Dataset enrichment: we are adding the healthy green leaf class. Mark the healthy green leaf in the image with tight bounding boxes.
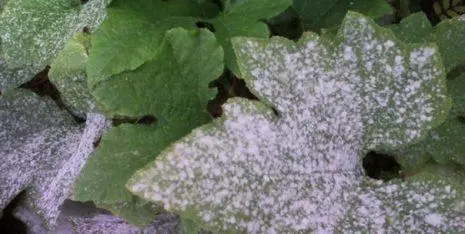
[293,0,392,31]
[126,12,459,232]
[49,33,98,116]
[73,28,223,226]
[90,27,222,121]
[0,0,108,70]
[86,0,219,84]
[0,89,108,229]
[208,0,291,76]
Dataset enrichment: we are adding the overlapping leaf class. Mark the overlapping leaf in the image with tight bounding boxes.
[126,12,464,232]
[49,33,98,116]
[73,28,224,226]
[0,90,108,229]
[207,0,292,76]
[86,0,219,84]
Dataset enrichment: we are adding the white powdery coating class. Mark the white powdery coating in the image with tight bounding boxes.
[0,0,107,69]
[128,12,453,233]
[0,90,110,229]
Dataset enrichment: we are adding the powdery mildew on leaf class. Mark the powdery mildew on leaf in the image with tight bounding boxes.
[0,90,109,229]
[391,12,465,74]
[0,0,108,69]
[126,12,462,232]
[394,74,465,168]
[388,13,465,169]
[338,167,465,232]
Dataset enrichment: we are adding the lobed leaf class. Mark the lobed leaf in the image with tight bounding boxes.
[86,0,219,84]
[208,0,292,76]
[126,12,459,232]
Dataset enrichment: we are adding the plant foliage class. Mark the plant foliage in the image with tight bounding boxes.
[1,0,465,232]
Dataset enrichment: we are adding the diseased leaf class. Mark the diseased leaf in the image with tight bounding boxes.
[14,199,178,234]
[294,0,392,31]
[391,12,465,73]
[49,33,98,116]
[0,59,39,92]
[86,0,219,83]
[395,74,465,169]
[339,164,465,232]
[0,0,108,69]
[389,13,465,169]
[126,12,460,232]
[73,28,223,226]
[69,213,179,233]
[0,89,109,229]
[208,0,291,76]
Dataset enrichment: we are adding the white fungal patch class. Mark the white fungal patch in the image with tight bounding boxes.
[425,213,443,227]
[127,12,457,233]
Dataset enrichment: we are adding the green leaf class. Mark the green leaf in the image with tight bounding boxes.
[0,0,108,69]
[391,12,465,73]
[0,90,108,229]
[390,13,432,43]
[73,124,174,226]
[90,28,222,119]
[74,28,223,226]
[86,0,219,84]
[126,12,458,232]
[49,33,97,115]
[208,0,291,76]
[293,0,392,31]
